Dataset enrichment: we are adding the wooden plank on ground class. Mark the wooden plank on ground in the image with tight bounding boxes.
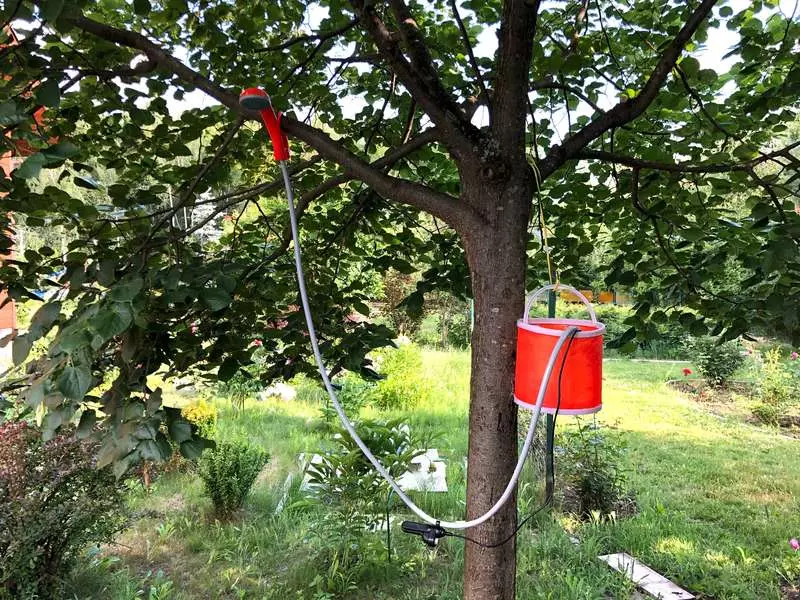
[598,553,694,600]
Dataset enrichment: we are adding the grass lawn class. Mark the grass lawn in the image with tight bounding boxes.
[66,351,800,600]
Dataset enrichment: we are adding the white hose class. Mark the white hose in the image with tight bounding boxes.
[279,160,575,529]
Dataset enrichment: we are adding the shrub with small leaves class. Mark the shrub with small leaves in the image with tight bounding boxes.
[197,442,268,518]
[182,398,217,439]
[0,422,128,599]
[557,420,631,518]
[752,402,780,426]
[369,344,429,410]
[758,348,794,407]
[688,337,745,387]
[305,418,425,521]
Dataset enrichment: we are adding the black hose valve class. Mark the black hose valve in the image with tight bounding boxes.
[401,520,447,548]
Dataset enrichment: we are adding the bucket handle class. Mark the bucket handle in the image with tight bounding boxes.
[523,284,597,323]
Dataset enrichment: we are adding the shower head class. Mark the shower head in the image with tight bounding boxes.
[240,86,290,161]
[239,87,271,110]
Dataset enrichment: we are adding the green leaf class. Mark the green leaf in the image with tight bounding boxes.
[97,259,116,286]
[35,79,61,108]
[74,175,101,189]
[40,0,65,21]
[146,388,163,414]
[110,277,144,302]
[169,418,193,443]
[14,153,47,179]
[113,452,138,479]
[24,381,45,408]
[180,438,212,460]
[218,357,239,382]
[29,301,61,339]
[92,303,133,340]
[12,334,32,365]
[203,287,232,312]
[139,438,170,460]
[133,0,152,14]
[77,409,97,438]
[57,364,93,400]
[680,56,700,78]
[43,141,78,162]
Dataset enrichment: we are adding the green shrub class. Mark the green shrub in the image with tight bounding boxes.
[0,421,128,599]
[412,313,441,348]
[413,310,471,349]
[182,398,217,439]
[752,402,780,426]
[369,344,429,410]
[319,372,374,426]
[305,418,424,519]
[688,337,745,387]
[593,304,631,342]
[302,418,427,590]
[758,348,794,407]
[198,442,269,518]
[557,419,630,517]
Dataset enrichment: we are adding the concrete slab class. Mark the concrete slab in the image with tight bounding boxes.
[598,552,694,600]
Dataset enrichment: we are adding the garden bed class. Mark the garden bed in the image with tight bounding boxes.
[668,379,800,438]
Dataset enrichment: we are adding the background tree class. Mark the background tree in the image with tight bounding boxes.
[1,0,799,597]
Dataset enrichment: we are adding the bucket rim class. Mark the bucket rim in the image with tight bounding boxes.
[514,396,601,414]
[517,317,605,338]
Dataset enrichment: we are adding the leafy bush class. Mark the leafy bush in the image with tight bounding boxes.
[752,349,798,424]
[752,402,780,426]
[198,442,268,518]
[216,371,262,408]
[305,418,424,520]
[182,398,217,439]
[688,337,745,387]
[0,422,128,599]
[319,372,374,425]
[758,349,794,407]
[369,344,429,410]
[301,418,426,592]
[557,419,630,517]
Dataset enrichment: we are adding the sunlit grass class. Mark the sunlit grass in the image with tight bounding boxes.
[67,351,800,600]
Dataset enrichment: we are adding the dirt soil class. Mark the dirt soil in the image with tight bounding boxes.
[782,581,800,600]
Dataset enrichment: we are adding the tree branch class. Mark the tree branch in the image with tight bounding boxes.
[449,0,490,112]
[538,0,719,180]
[348,0,482,161]
[64,10,480,231]
[70,14,242,111]
[493,0,541,155]
[530,77,605,115]
[284,118,483,233]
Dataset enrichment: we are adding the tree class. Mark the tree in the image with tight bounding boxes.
[2,1,799,597]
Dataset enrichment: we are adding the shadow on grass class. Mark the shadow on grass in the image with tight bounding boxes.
[576,425,800,600]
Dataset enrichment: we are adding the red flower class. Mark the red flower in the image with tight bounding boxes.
[252,339,263,347]
[682,368,692,376]
[223,214,233,221]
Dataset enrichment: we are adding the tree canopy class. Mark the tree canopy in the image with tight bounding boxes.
[1,4,799,586]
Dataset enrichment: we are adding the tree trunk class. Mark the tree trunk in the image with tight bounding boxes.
[462,173,533,600]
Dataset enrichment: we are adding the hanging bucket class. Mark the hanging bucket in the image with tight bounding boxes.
[515,284,604,415]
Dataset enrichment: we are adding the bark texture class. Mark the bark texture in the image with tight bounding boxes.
[461,167,534,600]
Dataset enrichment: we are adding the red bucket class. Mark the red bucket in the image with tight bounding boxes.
[514,285,604,415]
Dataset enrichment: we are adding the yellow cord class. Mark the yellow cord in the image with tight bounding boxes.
[530,158,558,287]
